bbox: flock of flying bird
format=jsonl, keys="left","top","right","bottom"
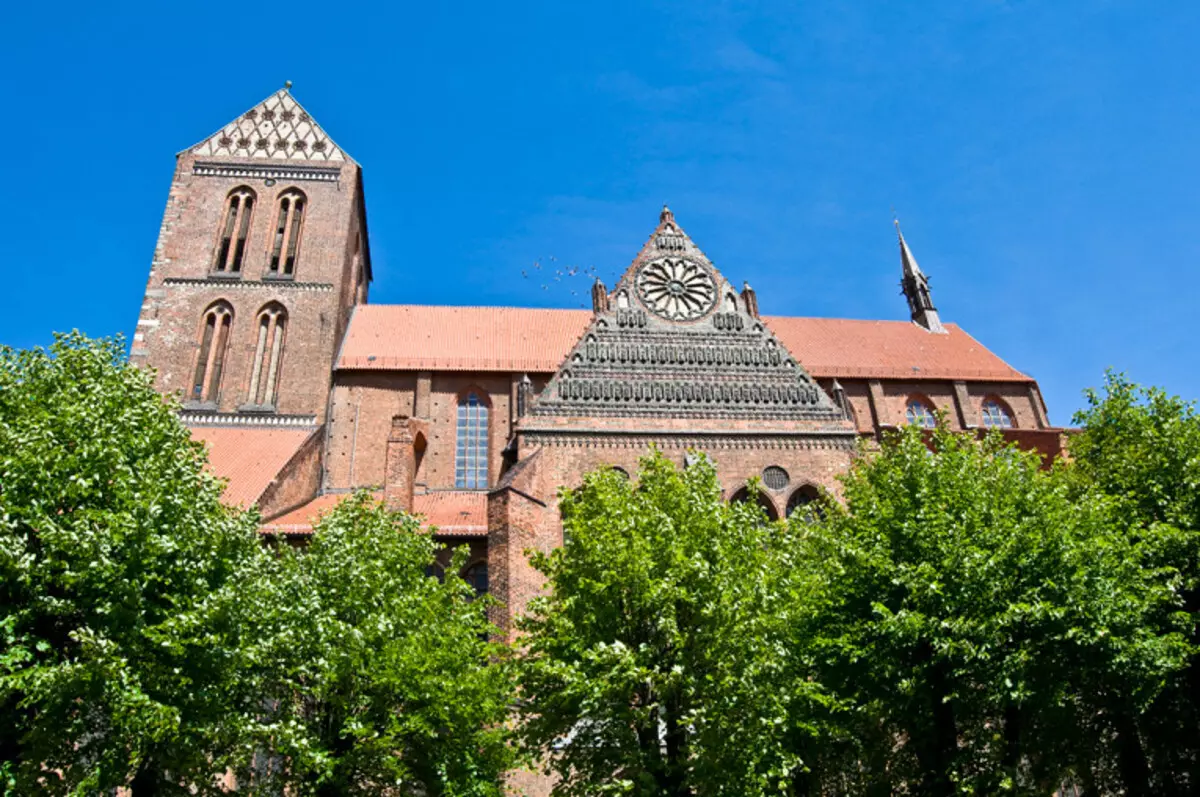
{"left": 520, "top": 256, "right": 619, "bottom": 308}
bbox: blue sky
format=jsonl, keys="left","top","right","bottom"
{"left": 1, "top": 1, "right": 1196, "bottom": 424}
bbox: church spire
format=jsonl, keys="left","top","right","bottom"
{"left": 895, "top": 220, "right": 946, "bottom": 334}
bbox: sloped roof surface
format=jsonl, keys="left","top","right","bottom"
{"left": 764, "top": 317, "right": 1029, "bottom": 381}
{"left": 190, "top": 426, "right": 316, "bottom": 507}
{"left": 337, "top": 305, "right": 1030, "bottom": 382}
{"left": 259, "top": 491, "right": 488, "bottom": 536}
{"left": 338, "top": 305, "right": 593, "bottom": 372}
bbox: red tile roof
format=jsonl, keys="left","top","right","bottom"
{"left": 337, "top": 305, "right": 592, "bottom": 372}
{"left": 415, "top": 491, "right": 488, "bottom": 535}
{"left": 259, "top": 490, "right": 488, "bottom": 536}
{"left": 260, "top": 491, "right": 355, "bottom": 534}
{"left": 190, "top": 426, "right": 316, "bottom": 507}
{"left": 336, "top": 304, "right": 1031, "bottom": 382}
{"left": 764, "top": 317, "right": 1030, "bottom": 382}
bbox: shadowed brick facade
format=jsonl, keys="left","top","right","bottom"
{"left": 132, "top": 86, "right": 1065, "bottom": 645}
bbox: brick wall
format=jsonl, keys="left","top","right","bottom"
{"left": 131, "top": 152, "right": 367, "bottom": 424}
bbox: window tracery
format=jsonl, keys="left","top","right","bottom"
{"left": 982, "top": 399, "right": 1015, "bottom": 429}
{"left": 730, "top": 486, "right": 778, "bottom": 523}
{"left": 191, "top": 302, "right": 233, "bottom": 403}
{"left": 268, "top": 189, "right": 306, "bottom": 278}
{"left": 213, "top": 187, "right": 255, "bottom": 274}
{"left": 905, "top": 398, "right": 937, "bottom": 428}
{"left": 246, "top": 303, "right": 287, "bottom": 408}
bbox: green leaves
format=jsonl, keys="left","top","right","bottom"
{"left": 519, "top": 451, "right": 834, "bottom": 797}
{"left": 517, "top": 420, "right": 1194, "bottom": 796}
{"left": 226, "top": 494, "right": 517, "bottom": 796}
{"left": 0, "top": 335, "right": 515, "bottom": 796}
{"left": 0, "top": 333, "right": 266, "bottom": 795}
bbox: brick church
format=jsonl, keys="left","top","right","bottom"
{"left": 132, "top": 87, "right": 1064, "bottom": 633}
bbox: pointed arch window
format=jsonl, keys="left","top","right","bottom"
{"left": 905, "top": 398, "right": 937, "bottom": 429}
{"left": 246, "top": 304, "right": 287, "bottom": 409}
{"left": 213, "top": 187, "right": 255, "bottom": 274}
{"left": 786, "top": 484, "right": 824, "bottom": 522}
{"left": 191, "top": 302, "right": 233, "bottom": 403}
{"left": 982, "top": 399, "right": 1015, "bottom": 429}
{"left": 268, "top": 189, "right": 306, "bottom": 278}
{"left": 455, "top": 392, "right": 489, "bottom": 489}
{"left": 730, "top": 486, "right": 779, "bottom": 523}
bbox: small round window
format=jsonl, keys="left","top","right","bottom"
{"left": 762, "top": 466, "right": 790, "bottom": 491}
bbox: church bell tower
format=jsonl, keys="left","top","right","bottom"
{"left": 130, "top": 84, "right": 371, "bottom": 425}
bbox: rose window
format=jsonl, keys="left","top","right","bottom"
{"left": 636, "top": 258, "right": 717, "bottom": 321}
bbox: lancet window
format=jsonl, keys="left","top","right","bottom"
{"left": 268, "top": 189, "right": 306, "bottom": 277}
{"left": 455, "top": 392, "right": 489, "bottom": 489}
{"left": 213, "top": 188, "right": 255, "bottom": 274}
{"left": 246, "top": 304, "right": 287, "bottom": 408}
{"left": 191, "top": 302, "right": 233, "bottom": 403}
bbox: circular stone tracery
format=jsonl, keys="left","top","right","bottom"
{"left": 636, "top": 258, "right": 717, "bottom": 321}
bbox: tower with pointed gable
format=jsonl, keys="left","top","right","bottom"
{"left": 130, "top": 86, "right": 370, "bottom": 517}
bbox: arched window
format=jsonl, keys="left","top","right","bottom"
{"left": 463, "top": 561, "right": 488, "bottom": 597}
{"left": 730, "top": 486, "right": 779, "bottom": 523}
{"left": 905, "top": 398, "right": 937, "bottom": 428}
{"left": 267, "top": 189, "right": 306, "bottom": 278}
{"left": 191, "top": 302, "right": 233, "bottom": 403}
{"left": 981, "top": 399, "right": 1015, "bottom": 429}
{"left": 246, "top": 304, "right": 287, "bottom": 409}
{"left": 786, "top": 484, "right": 824, "bottom": 522}
{"left": 213, "top": 187, "right": 255, "bottom": 274}
{"left": 455, "top": 392, "right": 489, "bottom": 489}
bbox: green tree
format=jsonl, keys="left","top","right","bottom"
{"left": 0, "top": 333, "right": 268, "bottom": 795}
{"left": 1071, "top": 374, "right": 1200, "bottom": 794}
{"left": 517, "top": 451, "right": 836, "bottom": 797}
{"left": 800, "top": 424, "right": 1186, "bottom": 796}
{"left": 238, "top": 494, "right": 517, "bottom": 796}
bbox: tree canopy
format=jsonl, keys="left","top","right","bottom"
{"left": 1069, "top": 374, "right": 1200, "bottom": 793}
{"left": 518, "top": 452, "right": 838, "bottom": 797}
{"left": 0, "top": 333, "right": 266, "bottom": 794}
{"left": 0, "top": 335, "right": 516, "bottom": 796}
{"left": 237, "top": 494, "right": 517, "bottom": 796}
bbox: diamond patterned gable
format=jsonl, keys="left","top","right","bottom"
{"left": 529, "top": 207, "right": 848, "bottom": 425}
{"left": 188, "top": 88, "right": 349, "bottom": 163}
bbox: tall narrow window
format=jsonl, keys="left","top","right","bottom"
{"left": 213, "top": 188, "right": 255, "bottom": 274}
{"left": 455, "top": 392, "right": 489, "bottom": 489}
{"left": 463, "top": 561, "right": 488, "bottom": 597}
{"left": 268, "top": 189, "right": 306, "bottom": 278}
{"left": 246, "top": 304, "right": 287, "bottom": 408}
{"left": 191, "top": 302, "right": 233, "bottom": 403}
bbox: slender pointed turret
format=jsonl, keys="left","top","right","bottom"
{"left": 896, "top": 220, "right": 946, "bottom": 334}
